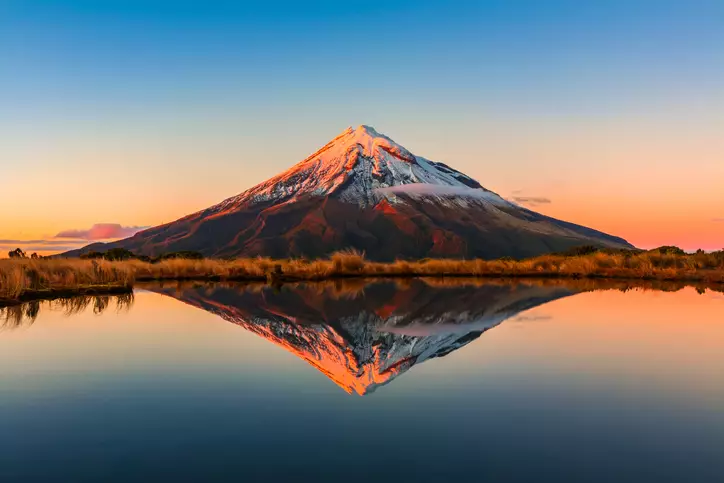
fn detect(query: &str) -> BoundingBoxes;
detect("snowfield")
[208,125,511,211]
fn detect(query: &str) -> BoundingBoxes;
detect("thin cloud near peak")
[510,195,552,207]
[55,223,148,241]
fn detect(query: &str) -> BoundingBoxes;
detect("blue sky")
[4,1,722,113]
[1,0,723,251]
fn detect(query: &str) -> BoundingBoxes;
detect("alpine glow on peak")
[64,125,633,261]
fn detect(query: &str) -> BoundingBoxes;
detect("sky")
[1,0,723,255]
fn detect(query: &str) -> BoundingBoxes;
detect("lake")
[1,279,723,482]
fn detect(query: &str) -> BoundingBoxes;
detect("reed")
[2,249,723,305]
[0,258,134,304]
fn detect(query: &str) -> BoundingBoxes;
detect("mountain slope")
[65,125,633,260]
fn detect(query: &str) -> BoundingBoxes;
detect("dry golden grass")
[2,249,724,304]
[0,258,134,303]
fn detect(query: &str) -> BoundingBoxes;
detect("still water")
[1,280,723,482]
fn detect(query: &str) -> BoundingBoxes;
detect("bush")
[154,251,204,262]
[8,248,27,259]
[330,249,366,272]
[80,251,105,260]
[103,248,136,261]
[651,246,686,256]
[557,245,601,257]
[80,249,205,263]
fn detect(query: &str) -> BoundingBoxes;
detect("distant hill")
[63,125,633,260]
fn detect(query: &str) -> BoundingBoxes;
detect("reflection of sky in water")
[1,285,723,482]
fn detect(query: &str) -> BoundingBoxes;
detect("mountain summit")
[213,124,500,209]
[66,125,633,260]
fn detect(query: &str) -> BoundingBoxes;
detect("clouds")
[0,239,90,254]
[55,223,147,241]
[1,223,147,257]
[375,184,507,204]
[713,218,724,223]
[511,314,552,322]
[507,190,552,207]
[377,184,489,197]
[0,239,79,246]
[510,196,552,207]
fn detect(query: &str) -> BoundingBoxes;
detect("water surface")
[1,280,723,482]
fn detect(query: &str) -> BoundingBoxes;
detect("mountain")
[150,279,578,395]
[65,125,633,260]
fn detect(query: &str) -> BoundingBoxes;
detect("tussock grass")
[0,258,134,304]
[2,249,724,304]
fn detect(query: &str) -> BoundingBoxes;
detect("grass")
[2,248,724,305]
[5,276,723,330]
[0,258,134,305]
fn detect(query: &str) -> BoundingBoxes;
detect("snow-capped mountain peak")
[214,125,505,210]
[64,124,634,261]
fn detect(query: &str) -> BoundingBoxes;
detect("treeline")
[79,248,204,263]
[6,247,203,262]
[7,248,48,259]
[552,245,722,258]
[6,244,723,263]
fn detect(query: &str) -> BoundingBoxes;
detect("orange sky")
[2,3,723,255]
[2,110,722,255]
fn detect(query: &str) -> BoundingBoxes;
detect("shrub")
[651,246,686,256]
[330,249,366,272]
[103,248,136,261]
[556,245,601,257]
[8,248,27,259]
[80,251,105,260]
[154,251,204,262]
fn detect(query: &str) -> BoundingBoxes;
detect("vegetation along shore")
[1,246,723,306]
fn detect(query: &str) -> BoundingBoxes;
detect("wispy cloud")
[510,196,552,207]
[1,223,147,257]
[375,184,506,203]
[713,218,724,223]
[0,239,90,255]
[511,314,552,322]
[55,223,147,240]
[0,239,83,246]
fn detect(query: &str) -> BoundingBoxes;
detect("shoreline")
[131,271,724,284]
[2,273,723,308]
[2,250,723,306]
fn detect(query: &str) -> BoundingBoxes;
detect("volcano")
[66,125,632,260]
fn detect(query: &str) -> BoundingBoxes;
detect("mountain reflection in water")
[145,279,576,394]
[2,279,723,483]
[5,279,720,396]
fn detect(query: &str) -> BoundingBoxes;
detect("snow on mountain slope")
[209,125,510,211]
[62,124,634,260]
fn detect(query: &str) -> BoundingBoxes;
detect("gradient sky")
[2,0,723,254]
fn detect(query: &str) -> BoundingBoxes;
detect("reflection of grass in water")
[2,275,721,329]
[143,277,724,304]
[0,293,135,329]
[2,249,724,305]
[0,303,39,329]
